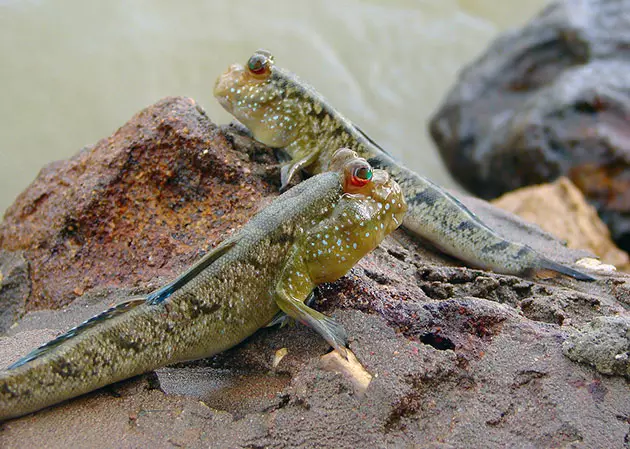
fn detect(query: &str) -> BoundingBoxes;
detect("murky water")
[0,0,548,214]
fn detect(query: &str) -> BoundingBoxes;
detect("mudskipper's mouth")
[213,64,244,105]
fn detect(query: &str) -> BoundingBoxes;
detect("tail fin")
[537,258,597,282]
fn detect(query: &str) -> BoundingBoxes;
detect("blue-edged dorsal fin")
[146,239,237,305]
[352,123,392,157]
[7,297,146,370]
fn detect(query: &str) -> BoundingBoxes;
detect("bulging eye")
[247,54,270,77]
[349,162,373,187]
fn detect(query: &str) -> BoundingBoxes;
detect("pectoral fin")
[275,289,348,359]
[280,147,321,191]
[266,292,317,328]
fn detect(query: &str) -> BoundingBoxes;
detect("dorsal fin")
[7,239,238,369]
[7,298,146,370]
[352,123,392,156]
[146,239,237,305]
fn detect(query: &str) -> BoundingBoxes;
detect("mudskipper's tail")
[537,258,597,282]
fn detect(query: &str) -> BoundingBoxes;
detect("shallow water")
[0,0,548,214]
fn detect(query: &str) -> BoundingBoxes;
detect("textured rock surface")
[429,0,630,252]
[492,177,630,271]
[563,315,630,378]
[0,97,629,448]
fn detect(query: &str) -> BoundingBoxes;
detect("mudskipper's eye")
[247,54,269,76]
[350,163,373,187]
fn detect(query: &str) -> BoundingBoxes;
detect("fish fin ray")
[146,239,237,305]
[7,298,146,370]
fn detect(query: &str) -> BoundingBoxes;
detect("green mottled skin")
[0,152,406,421]
[214,50,595,281]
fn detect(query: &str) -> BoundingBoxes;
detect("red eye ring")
[349,164,373,187]
[247,54,269,76]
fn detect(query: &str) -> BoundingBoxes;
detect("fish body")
[0,149,406,421]
[214,50,595,281]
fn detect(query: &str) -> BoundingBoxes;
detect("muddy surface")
[0,97,628,448]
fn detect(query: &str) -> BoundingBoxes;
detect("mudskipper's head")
[303,149,407,284]
[214,49,304,148]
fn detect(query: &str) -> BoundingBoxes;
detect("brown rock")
[492,177,630,271]
[0,97,277,314]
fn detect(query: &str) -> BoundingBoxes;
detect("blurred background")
[0,0,548,215]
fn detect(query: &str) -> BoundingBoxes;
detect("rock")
[492,177,630,272]
[0,97,278,313]
[429,0,630,252]
[0,251,30,332]
[563,315,630,378]
[1,97,629,447]
[319,349,372,397]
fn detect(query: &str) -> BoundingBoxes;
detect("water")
[0,0,548,215]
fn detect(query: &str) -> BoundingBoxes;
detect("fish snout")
[213,64,245,99]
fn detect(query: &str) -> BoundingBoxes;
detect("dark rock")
[429,0,630,252]
[1,96,629,448]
